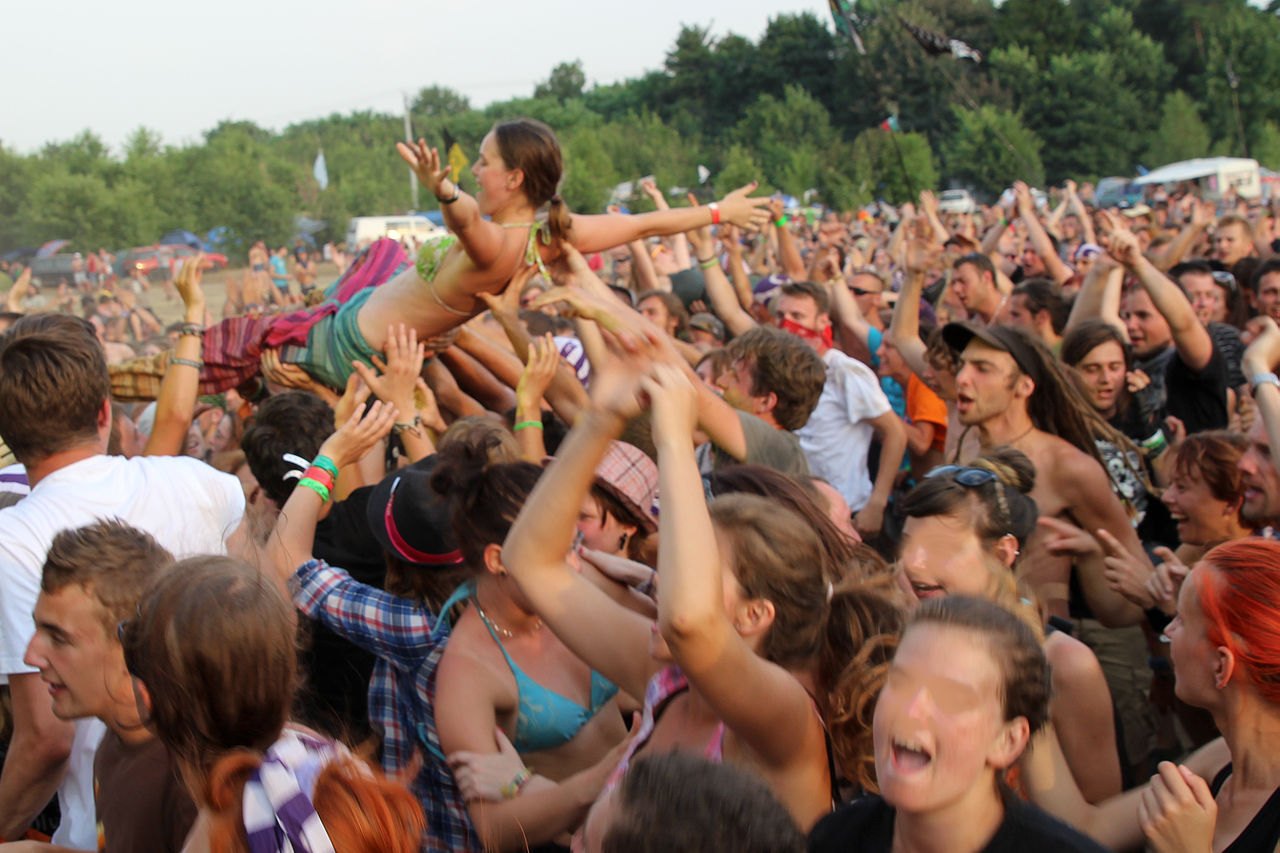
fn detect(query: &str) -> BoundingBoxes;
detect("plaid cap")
[594,441,659,533]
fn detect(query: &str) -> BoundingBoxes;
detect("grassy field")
[146,261,345,325]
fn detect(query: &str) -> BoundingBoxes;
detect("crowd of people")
[0,115,1278,852]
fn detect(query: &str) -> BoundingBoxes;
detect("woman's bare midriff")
[358,233,538,351]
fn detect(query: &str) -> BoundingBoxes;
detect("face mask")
[777,315,833,350]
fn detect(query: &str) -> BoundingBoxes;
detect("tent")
[159,230,205,250]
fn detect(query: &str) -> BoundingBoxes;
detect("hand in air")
[316,400,398,470]
[1106,227,1142,268]
[717,182,772,232]
[478,264,537,319]
[1126,369,1152,394]
[351,324,426,413]
[1138,762,1217,853]
[516,333,561,410]
[448,728,528,803]
[396,139,452,197]
[261,349,323,394]
[1095,528,1156,609]
[1243,315,1280,375]
[174,252,206,310]
[642,362,699,449]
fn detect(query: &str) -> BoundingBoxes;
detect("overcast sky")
[6,0,829,154]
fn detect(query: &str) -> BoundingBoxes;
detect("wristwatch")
[1250,372,1280,393]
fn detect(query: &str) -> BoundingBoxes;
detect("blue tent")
[159,230,205,250]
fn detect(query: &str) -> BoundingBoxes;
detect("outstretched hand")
[479,264,538,319]
[396,138,452,197]
[717,182,772,232]
[642,362,699,449]
[174,253,206,309]
[516,333,561,409]
[316,400,398,470]
[351,324,426,412]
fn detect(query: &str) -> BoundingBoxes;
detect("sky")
[6,0,830,154]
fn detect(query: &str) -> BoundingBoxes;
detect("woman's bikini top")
[415,222,551,318]
[472,592,619,754]
[1210,764,1280,852]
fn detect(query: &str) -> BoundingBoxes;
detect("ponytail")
[816,574,903,792]
[547,193,574,246]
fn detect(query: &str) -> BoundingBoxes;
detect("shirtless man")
[942,321,1146,628]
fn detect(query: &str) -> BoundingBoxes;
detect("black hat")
[941,322,1044,388]
[365,456,464,568]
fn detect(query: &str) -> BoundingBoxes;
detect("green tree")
[535,61,587,103]
[850,129,939,205]
[1254,121,1280,170]
[947,105,1045,194]
[715,144,771,196]
[1143,92,1210,167]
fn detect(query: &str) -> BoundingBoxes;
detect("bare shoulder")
[1044,631,1105,685]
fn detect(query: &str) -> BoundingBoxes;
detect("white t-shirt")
[796,349,892,511]
[0,454,244,851]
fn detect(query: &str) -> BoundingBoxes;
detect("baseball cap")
[688,312,726,342]
[941,322,1044,388]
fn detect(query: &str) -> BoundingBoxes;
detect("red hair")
[205,751,424,853]
[1198,539,1280,706]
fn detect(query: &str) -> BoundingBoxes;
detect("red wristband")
[302,466,335,491]
[709,202,721,226]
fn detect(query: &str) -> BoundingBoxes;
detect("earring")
[618,533,629,550]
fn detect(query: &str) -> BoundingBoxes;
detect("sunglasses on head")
[924,465,1010,525]
[1210,270,1238,292]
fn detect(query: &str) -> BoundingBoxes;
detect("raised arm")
[1111,227,1213,371]
[1149,199,1213,272]
[1244,318,1280,463]
[144,256,206,456]
[397,140,509,269]
[568,184,770,254]
[1064,257,1127,338]
[771,199,808,281]
[685,209,756,338]
[1015,182,1072,286]
[886,244,936,381]
[640,178,690,268]
[646,362,825,770]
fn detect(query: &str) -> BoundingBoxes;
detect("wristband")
[301,466,335,492]
[437,185,461,205]
[775,214,789,228]
[178,323,204,337]
[1251,372,1280,393]
[500,767,533,800]
[297,477,331,503]
[708,202,721,226]
[171,357,203,369]
[311,455,339,479]
[698,256,719,271]
[392,414,423,435]
[514,419,544,432]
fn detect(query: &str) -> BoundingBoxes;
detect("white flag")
[697,164,711,184]
[313,150,329,190]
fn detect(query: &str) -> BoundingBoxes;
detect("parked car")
[167,244,228,270]
[937,189,976,215]
[1094,177,1146,210]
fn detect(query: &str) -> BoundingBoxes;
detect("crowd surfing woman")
[808,596,1107,853]
[895,449,1122,802]
[498,343,902,834]
[109,118,772,400]
[267,402,633,852]
[1025,538,1280,853]
[118,555,424,852]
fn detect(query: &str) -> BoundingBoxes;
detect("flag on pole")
[879,115,900,132]
[313,150,329,190]
[442,128,470,181]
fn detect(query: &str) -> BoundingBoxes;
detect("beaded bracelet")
[697,256,718,271]
[311,455,339,479]
[513,420,544,432]
[500,767,533,800]
[178,323,204,337]
[297,477,331,502]
[171,357,203,369]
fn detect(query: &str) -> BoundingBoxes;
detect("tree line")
[2,0,1278,260]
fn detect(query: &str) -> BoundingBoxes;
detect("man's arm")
[1064,261,1127,338]
[856,410,906,539]
[1014,182,1072,286]
[0,673,73,840]
[1113,229,1213,371]
[1148,200,1212,271]
[1244,318,1280,462]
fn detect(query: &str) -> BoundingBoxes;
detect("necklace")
[1008,423,1035,445]
[474,597,542,640]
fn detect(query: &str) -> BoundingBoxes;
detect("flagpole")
[403,93,419,210]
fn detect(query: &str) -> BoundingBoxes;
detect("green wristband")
[311,455,339,478]
[297,477,331,503]
[698,256,719,271]
[513,420,544,432]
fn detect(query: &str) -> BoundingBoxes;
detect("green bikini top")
[415,222,551,317]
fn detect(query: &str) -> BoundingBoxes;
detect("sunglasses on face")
[850,287,881,297]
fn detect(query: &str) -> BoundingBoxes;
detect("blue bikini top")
[473,594,619,754]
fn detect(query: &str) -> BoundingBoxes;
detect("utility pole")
[403,93,420,210]
[1226,59,1249,159]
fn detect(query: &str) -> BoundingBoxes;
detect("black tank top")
[1210,764,1280,852]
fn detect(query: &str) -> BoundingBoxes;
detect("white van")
[1132,157,1261,200]
[345,215,441,250]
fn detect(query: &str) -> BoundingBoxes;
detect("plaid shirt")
[290,559,480,853]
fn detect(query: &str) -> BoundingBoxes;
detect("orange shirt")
[906,373,948,453]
